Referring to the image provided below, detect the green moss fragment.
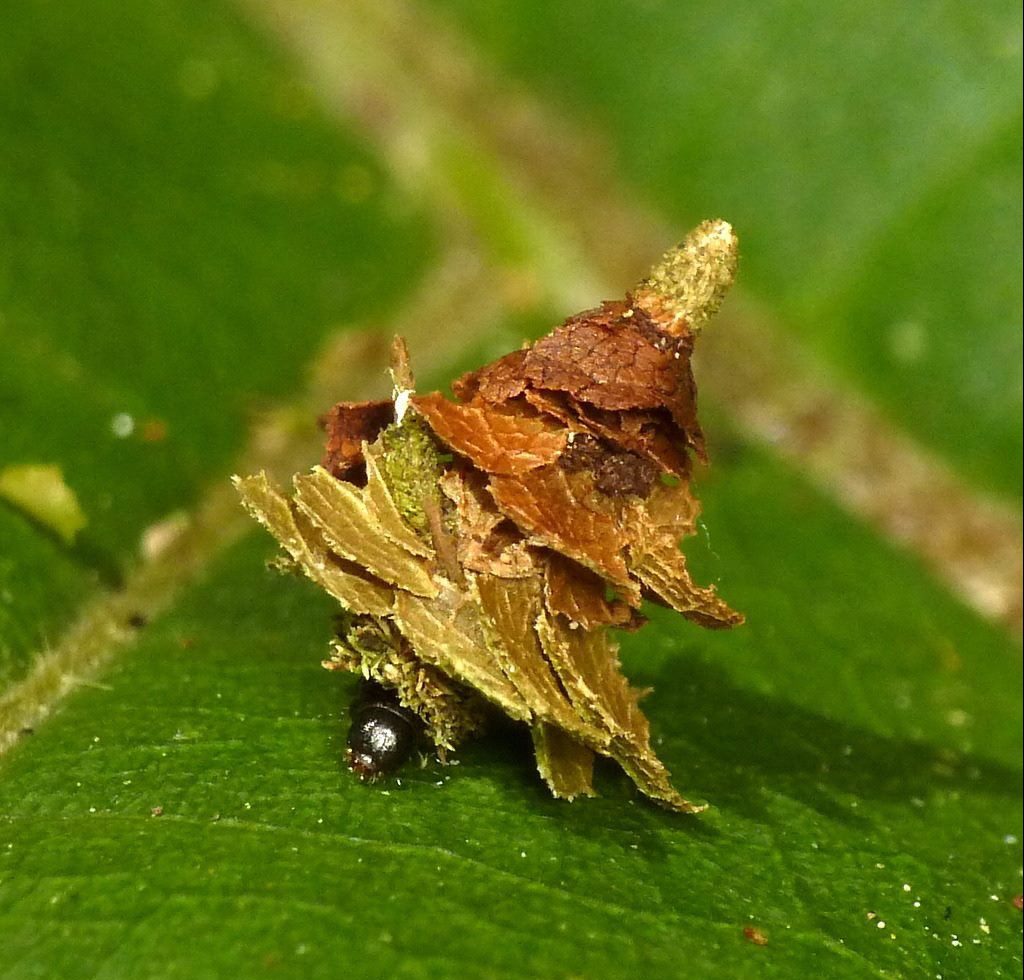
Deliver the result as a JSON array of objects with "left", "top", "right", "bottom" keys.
[
  {"left": 375, "top": 415, "right": 446, "bottom": 539},
  {"left": 328, "top": 612, "right": 486, "bottom": 750}
]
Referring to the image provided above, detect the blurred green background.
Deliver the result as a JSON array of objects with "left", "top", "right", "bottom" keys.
[{"left": 1, "top": 2, "right": 1020, "bottom": 978}]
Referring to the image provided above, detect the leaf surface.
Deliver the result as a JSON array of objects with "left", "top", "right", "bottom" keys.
[{"left": 0, "top": 1, "right": 1020, "bottom": 978}]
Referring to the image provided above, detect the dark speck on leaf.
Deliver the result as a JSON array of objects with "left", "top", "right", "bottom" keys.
[{"left": 743, "top": 925, "right": 769, "bottom": 946}]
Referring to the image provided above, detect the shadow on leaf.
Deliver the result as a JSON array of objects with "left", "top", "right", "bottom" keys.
[{"left": 640, "top": 653, "right": 1022, "bottom": 824}]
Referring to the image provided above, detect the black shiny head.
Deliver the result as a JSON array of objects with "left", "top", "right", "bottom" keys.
[{"left": 346, "top": 681, "right": 420, "bottom": 781}]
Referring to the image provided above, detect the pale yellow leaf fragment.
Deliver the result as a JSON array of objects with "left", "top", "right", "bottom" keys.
[
  {"left": 393, "top": 584, "right": 531, "bottom": 723},
  {"left": 531, "top": 723, "right": 596, "bottom": 800},
  {"left": 0, "top": 463, "right": 86, "bottom": 544},
  {"left": 535, "top": 611, "right": 635, "bottom": 735},
  {"left": 293, "top": 466, "right": 437, "bottom": 597},
  {"left": 233, "top": 472, "right": 392, "bottom": 616},
  {"left": 609, "top": 734, "right": 704, "bottom": 814},
  {"left": 536, "top": 610, "right": 700, "bottom": 813},
  {"left": 472, "top": 573, "right": 584, "bottom": 735}
]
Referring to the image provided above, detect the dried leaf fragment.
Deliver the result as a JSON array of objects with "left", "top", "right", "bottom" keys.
[
  {"left": 292, "top": 466, "right": 436, "bottom": 596},
  {"left": 233, "top": 472, "right": 393, "bottom": 616},
  {"left": 531, "top": 724, "right": 596, "bottom": 800},
  {"left": 535, "top": 610, "right": 700, "bottom": 812},
  {"left": 472, "top": 573, "right": 583, "bottom": 735},
  {"left": 235, "top": 220, "right": 744, "bottom": 813},
  {"left": 625, "top": 482, "right": 744, "bottom": 628},
  {"left": 487, "top": 464, "right": 637, "bottom": 598},
  {"left": 320, "top": 400, "right": 394, "bottom": 478},
  {"left": 394, "top": 586, "right": 531, "bottom": 724},
  {"left": 522, "top": 301, "right": 694, "bottom": 421},
  {"left": 543, "top": 553, "right": 635, "bottom": 630},
  {"left": 439, "top": 467, "right": 535, "bottom": 579},
  {"left": 412, "top": 392, "right": 567, "bottom": 476}
]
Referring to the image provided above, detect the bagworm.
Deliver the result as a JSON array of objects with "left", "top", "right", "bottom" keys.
[{"left": 234, "top": 219, "right": 744, "bottom": 813}]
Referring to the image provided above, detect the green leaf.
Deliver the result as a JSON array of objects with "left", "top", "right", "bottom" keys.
[
  {"left": 1, "top": 1, "right": 1020, "bottom": 978},
  {"left": 2, "top": 451, "right": 1020, "bottom": 978},
  {"left": 0, "top": 0, "right": 431, "bottom": 681}
]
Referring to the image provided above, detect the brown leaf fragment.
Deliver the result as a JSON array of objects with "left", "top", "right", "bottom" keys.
[
  {"left": 535, "top": 610, "right": 700, "bottom": 812},
  {"left": 439, "top": 467, "right": 499, "bottom": 553},
  {"left": 519, "top": 387, "right": 580, "bottom": 427},
  {"left": 320, "top": 400, "right": 394, "bottom": 478},
  {"left": 487, "top": 465, "right": 639, "bottom": 603},
  {"left": 452, "top": 347, "right": 529, "bottom": 403},
  {"left": 531, "top": 724, "right": 596, "bottom": 800},
  {"left": 389, "top": 335, "right": 416, "bottom": 393},
  {"left": 233, "top": 472, "right": 393, "bottom": 616},
  {"left": 524, "top": 388, "right": 695, "bottom": 476},
  {"left": 472, "top": 573, "right": 582, "bottom": 734},
  {"left": 543, "top": 552, "right": 635, "bottom": 630},
  {"left": 412, "top": 392, "right": 567, "bottom": 476},
  {"left": 440, "top": 468, "right": 537, "bottom": 578},
  {"left": 517, "top": 296, "right": 706, "bottom": 449},
  {"left": 393, "top": 585, "right": 532, "bottom": 723},
  {"left": 570, "top": 396, "right": 703, "bottom": 469},
  {"left": 625, "top": 482, "right": 744, "bottom": 629},
  {"left": 292, "top": 466, "right": 438, "bottom": 598},
  {"left": 618, "top": 301, "right": 689, "bottom": 354},
  {"left": 438, "top": 467, "right": 500, "bottom": 528},
  {"left": 522, "top": 302, "right": 681, "bottom": 412}
]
